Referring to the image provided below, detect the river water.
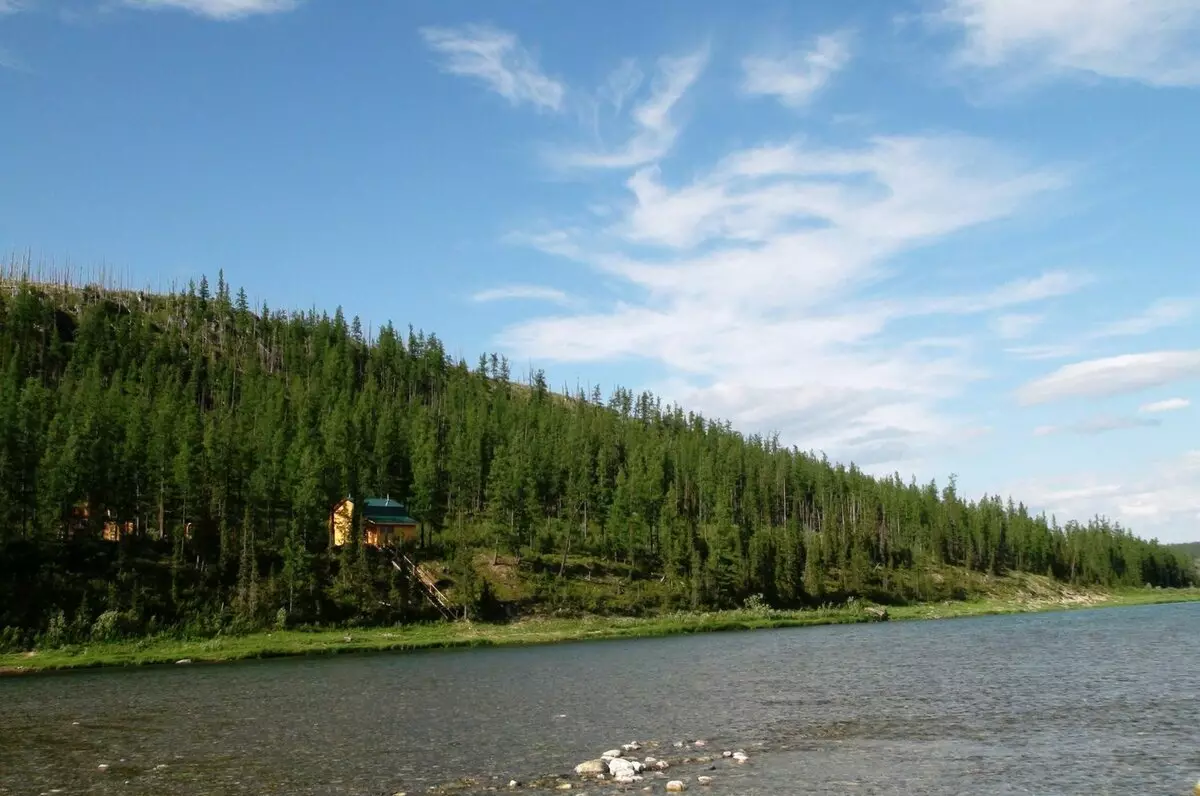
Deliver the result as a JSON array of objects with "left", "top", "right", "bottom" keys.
[{"left": 2, "top": 602, "right": 1198, "bottom": 795}]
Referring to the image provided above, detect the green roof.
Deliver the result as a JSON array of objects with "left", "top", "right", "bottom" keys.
[{"left": 359, "top": 497, "right": 417, "bottom": 525}]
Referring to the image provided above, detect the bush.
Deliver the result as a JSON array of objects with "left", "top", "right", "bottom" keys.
[
  {"left": 40, "top": 610, "right": 68, "bottom": 649},
  {"left": 0, "top": 626, "right": 26, "bottom": 653},
  {"left": 90, "top": 610, "right": 129, "bottom": 642}
]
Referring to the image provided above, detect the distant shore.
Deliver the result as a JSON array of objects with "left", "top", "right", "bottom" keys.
[{"left": 3, "top": 588, "right": 1198, "bottom": 676}]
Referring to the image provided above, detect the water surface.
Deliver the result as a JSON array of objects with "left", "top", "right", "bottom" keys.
[{"left": 2, "top": 602, "right": 1198, "bottom": 795}]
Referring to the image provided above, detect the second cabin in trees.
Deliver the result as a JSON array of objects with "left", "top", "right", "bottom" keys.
[{"left": 330, "top": 496, "right": 419, "bottom": 548}]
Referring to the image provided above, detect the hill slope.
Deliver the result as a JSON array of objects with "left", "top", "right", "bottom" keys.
[{"left": 0, "top": 275, "right": 1194, "bottom": 649}]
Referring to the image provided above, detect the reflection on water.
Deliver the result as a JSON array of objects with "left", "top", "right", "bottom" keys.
[{"left": 1, "top": 602, "right": 1198, "bottom": 795}]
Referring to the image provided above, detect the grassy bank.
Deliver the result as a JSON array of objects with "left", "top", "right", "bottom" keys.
[{"left": 4, "top": 585, "right": 1198, "bottom": 675}]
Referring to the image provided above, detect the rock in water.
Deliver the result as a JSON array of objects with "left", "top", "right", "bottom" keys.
[
  {"left": 666, "top": 781, "right": 686, "bottom": 792},
  {"left": 721, "top": 751, "right": 733, "bottom": 758},
  {"left": 623, "top": 742, "right": 642, "bottom": 752},
  {"left": 693, "top": 740, "right": 707, "bottom": 747},
  {"left": 574, "top": 760, "right": 608, "bottom": 776},
  {"left": 602, "top": 749, "right": 623, "bottom": 759},
  {"left": 732, "top": 751, "right": 749, "bottom": 763},
  {"left": 697, "top": 776, "right": 713, "bottom": 785}
]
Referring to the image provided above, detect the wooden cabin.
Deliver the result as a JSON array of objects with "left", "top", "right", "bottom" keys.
[
  {"left": 68, "top": 503, "right": 135, "bottom": 542},
  {"left": 330, "top": 496, "right": 419, "bottom": 548}
]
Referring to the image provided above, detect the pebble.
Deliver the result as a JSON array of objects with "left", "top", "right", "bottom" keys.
[
  {"left": 97, "top": 764, "right": 108, "bottom": 771},
  {"left": 666, "top": 781, "right": 686, "bottom": 792}
]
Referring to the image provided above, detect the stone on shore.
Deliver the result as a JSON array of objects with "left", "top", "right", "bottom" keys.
[{"left": 574, "top": 759, "right": 608, "bottom": 776}]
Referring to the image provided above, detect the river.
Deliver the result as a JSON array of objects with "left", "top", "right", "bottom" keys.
[{"left": 2, "top": 602, "right": 1198, "bottom": 795}]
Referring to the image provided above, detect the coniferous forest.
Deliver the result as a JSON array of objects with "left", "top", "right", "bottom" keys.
[{"left": 0, "top": 273, "right": 1194, "bottom": 650}]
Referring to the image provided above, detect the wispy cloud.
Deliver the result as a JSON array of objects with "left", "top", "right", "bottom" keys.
[
  {"left": 1092, "top": 297, "right": 1197, "bottom": 338},
  {"left": 470, "top": 285, "right": 574, "bottom": 306},
  {"left": 1006, "top": 296, "right": 1197, "bottom": 361},
  {"left": 742, "top": 30, "right": 853, "bottom": 108},
  {"left": 991, "top": 312, "right": 1044, "bottom": 340},
  {"left": 936, "top": 0, "right": 1200, "bottom": 88},
  {"left": 1017, "top": 350, "right": 1200, "bottom": 405},
  {"left": 0, "top": 0, "right": 25, "bottom": 16},
  {"left": 499, "top": 131, "right": 1066, "bottom": 467},
  {"left": 421, "top": 24, "right": 565, "bottom": 113},
  {"left": 1140, "top": 397, "right": 1191, "bottom": 414},
  {"left": 552, "top": 48, "right": 708, "bottom": 169},
  {"left": 1034, "top": 413, "right": 1162, "bottom": 436},
  {"left": 121, "top": 0, "right": 298, "bottom": 19},
  {"left": 1011, "top": 450, "right": 1200, "bottom": 543}
]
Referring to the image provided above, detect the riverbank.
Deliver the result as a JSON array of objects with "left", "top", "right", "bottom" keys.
[{"left": 3, "top": 586, "right": 1198, "bottom": 675}]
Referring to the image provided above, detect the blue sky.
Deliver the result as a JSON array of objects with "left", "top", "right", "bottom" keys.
[{"left": 2, "top": 0, "right": 1199, "bottom": 542}]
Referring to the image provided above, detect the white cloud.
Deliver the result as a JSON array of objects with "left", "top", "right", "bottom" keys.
[
  {"left": 1006, "top": 343, "right": 1081, "bottom": 360},
  {"left": 553, "top": 48, "right": 707, "bottom": 169},
  {"left": 742, "top": 30, "right": 853, "bottom": 107},
  {"left": 470, "top": 285, "right": 574, "bottom": 306},
  {"left": 499, "top": 132, "right": 1067, "bottom": 466},
  {"left": 420, "top": 24, "right": 565, "bottom": 112},
  {"left": 121, "top": 0, "right": 297, "bottom": 19},
  {"left": 1033, "top": 413, "right": 1161, "bottom": 436},
  {"left": 937, "top": 0, "right": 1200, "bottom": 87},
  {"left": 991, "top": 312, "right": 1044, "bottom": 339},
  {"left": 1013, "top": 450, "right": 1200, "bottom": 544},
  {"left": 1091, "top": 297, "right": 1197, "bottom": 338},
  {"left": 1140, "top": 397, "right": 1191, "bottom": 414},
  {"left": 0, "top": 1, "right": 25, "bottom": 16},
  {"left": 1017, "top": 350, "right": 1200, "bottom": 405},
  {"left": 1005, "top": 296, "right": 1196, "bottom": 361}
]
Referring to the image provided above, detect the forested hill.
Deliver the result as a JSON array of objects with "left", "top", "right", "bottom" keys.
[
  {"left": 0, "top": 275, "right": 1194, "bottom": 648},
  {"left": 1169, "top": 543, "right": 1200, "bottom": 566}
]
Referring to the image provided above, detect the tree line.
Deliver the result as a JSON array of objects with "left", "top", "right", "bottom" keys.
[{"left": 0, "top": 275, "right": 1193, "bottom": 649}]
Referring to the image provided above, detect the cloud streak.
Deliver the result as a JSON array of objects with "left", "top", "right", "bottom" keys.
[
  {"left": 470, "top": 285, "right": 574, "bottom": 306},
  {"left": 937, "top": 0, "right": 1200, "bottom": 88},
  {"left": 121, "top": 0, "right": 298, "bottom": 19},
  {"left": 421, "top": 24, "right": 566, "bottom": 112},
  {"left": 742, "top": 30, "right": 853, "bottom": 107},
  {"left": 552, "top": 49, "right": 708, "bottom": 169},
  {"left": 1034, "top": 414, "right": 1162, "bottom": 436},
  {"left": 1140, "top": 397, "right": 1191, "bottom": 414},
  {"left": 1017, "top": 350, "right": 1200, "bottom": 405}
]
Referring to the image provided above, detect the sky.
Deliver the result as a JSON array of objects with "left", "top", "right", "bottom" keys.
[{"left": 2, "top": 0, "right": 1199, "bottom": 543}]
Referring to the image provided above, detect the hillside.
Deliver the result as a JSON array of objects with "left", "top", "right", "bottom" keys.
[
  {"left": 1168, "top": 543, "right": 1200, "bottom": 573},
  {"left": 0, "top": 274, "right": 1194, "bottom": 651}
]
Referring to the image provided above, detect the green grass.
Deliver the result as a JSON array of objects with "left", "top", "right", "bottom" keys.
[{"left": 4, "top": 583, "right": 1199, "bottom": 675}]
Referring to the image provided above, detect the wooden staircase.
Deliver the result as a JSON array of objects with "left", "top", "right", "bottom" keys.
[{"left": 392, "top": 553, "right": 458, "bottom": 620}]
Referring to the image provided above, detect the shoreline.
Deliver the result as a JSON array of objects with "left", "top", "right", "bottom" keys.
[{"left": 3, "top": 588, "right": 1198, "bottom": 676}]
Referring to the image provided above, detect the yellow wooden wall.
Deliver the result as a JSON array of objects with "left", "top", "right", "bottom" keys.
[{"left": 331, "top": 499, "right": 354, "bottom": 546}]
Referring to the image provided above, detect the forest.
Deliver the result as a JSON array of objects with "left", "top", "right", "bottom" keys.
[{"left": 0, "top": 273, "right": 1194, "bottom": 650}]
